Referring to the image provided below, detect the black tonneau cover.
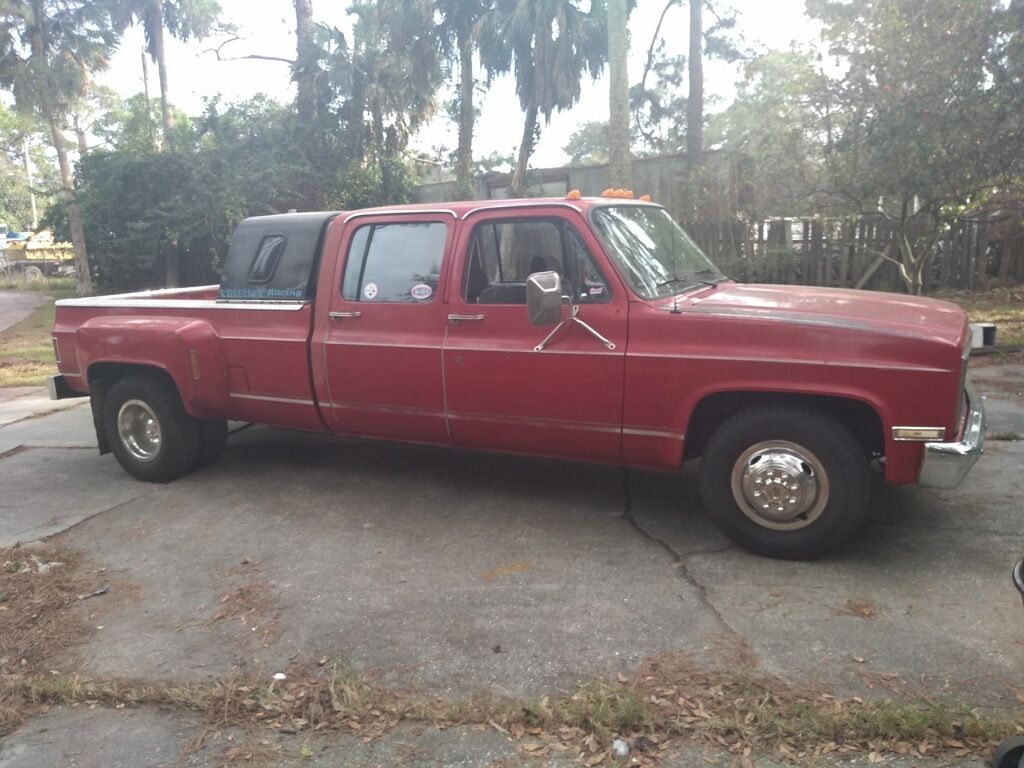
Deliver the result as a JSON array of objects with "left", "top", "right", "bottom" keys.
[{"left": 218, "top": 211, "right": 339, "bottom": 301}]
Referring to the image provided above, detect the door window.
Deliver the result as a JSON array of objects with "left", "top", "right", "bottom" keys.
[
  {"left": 462, "top": 219, "right": 611, "bottom": 305},
  {"left": 342, "top": 221, "right": 447, "bottom": 302}
]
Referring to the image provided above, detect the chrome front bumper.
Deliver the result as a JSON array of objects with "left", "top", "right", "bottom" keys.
[{"left": 918, "top": 380, "right": 985, "bottom": 489}]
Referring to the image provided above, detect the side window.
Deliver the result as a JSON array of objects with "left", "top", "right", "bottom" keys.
[
  {"left": 342, "top": 222, "right": 446, "bottom": 303},
  {"left": 463, "top": 219, "right": 610, "bottom": 305}
]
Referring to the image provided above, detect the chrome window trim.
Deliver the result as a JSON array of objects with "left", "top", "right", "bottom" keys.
[
  {"left": 462, "top": 201, "right": 583, "bottom": 218},
  {"left": 55, "top": 298, "right": 309, "bottom": 311},
  {"left": 343, "top": 208, "right": 457, "bottom": 223}
]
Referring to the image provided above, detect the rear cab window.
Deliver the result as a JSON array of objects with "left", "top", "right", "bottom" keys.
[
  {"left": 342, "top": 221, "right": 447, "bottom": 303},
  {"left": 462, "top": 218, "right": 611, "bottom": 305}
]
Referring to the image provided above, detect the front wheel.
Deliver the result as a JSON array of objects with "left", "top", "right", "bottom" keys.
[
  {"left": 102, "top": 374, "right": 201, "bottom": 482},
  {"left": 698, "top": 406, "right": 870, "bottom": 560}
]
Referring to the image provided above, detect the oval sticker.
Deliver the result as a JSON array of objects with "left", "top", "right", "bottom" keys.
[
  {"left": 410, "top": 283, "right": 433, "bottom": 301},
  {"left": 363, "top": 282, "right": 378, "bottom": 300}
]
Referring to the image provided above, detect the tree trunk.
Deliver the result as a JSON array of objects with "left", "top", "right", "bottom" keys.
[
  {"left": 150, "top": 0, "right": 174, "bottom": 148},
  {"left": 293, "top": 0, "right": 316, "bottom": 123},
  {"left": 607, "top": 0, "right": 631, "bottom": 188},
  {"left": 454, "top": 25, "right": 475, "bottom": 200},
  {"left": 72, "top": 114, "right": 88, "bottom": 155},
  {"left": 687, "top": 0, "right": 703, "bottom": 170},
  {"left": 48, "top": 114, "right": 92, "bottom": 296},
  {"left": 29, "top": 0, "right": 90, "bottom": 295},
  {"left": 511, "top": 102, "right": 538, "bottom": 197}
]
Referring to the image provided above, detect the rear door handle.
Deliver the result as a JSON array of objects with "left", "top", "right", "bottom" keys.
[
  {"left": 448, "top": 313, "right": 485, "bottom": 324},
  {"left": 329, "top": 311, "right": 362, "bottom": 320}
]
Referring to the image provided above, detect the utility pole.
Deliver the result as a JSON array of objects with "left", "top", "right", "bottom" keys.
[{"left": 23, "top": 138, "right": 38, "bottom": 230}]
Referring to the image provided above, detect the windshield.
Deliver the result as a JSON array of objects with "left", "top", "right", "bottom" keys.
[{"left": 591, "top": 205, "right": 725, "bottom": 300}]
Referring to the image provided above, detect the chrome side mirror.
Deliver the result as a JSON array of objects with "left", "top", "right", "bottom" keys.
[{"left": 526, "top": 270, "right": 563, "bottom": 326}]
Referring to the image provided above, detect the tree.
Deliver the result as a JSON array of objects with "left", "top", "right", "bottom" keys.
[
  {"left": 1, "top": 0, "right": 118, "bottom": 295},
  {"left": 477, "top": 0, "right": 606, "bottom": 195},
  {"left": 348, "top": 1, "right": 441, "bottom": 165},
  {"left": 112, "top": 0, "right": 221, "bottom": 148},
  {"left": 631, "top": 0, "right": 742, "bottom": 158},
  {"left": 437, "top": 0, "right": 490, "bottom": 199},
  {"left": 564, "top": 120, "right": 608, "bottom": 165},
  {"left": 706, "top": 50, "right": 832, "bottom": 218},
  {"left": 606, "top": 0, "right": 630, "bottom": 186},
  {"left": 293, "top": 0, "right": 317, "bottom": 124},
  {"left": 686, "top": 0, "right": 701, "bottom": 168},
  {"left": 808, "top": 0, "right": 1020, "bottom": 293},
  {"left": 0, "top": 104, "right": 55, "bottom": 229}
]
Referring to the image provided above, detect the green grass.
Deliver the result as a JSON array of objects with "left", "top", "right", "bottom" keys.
[
  {"left": 0, "top": 276, "right": 76, "bottom": 293},
  {"left": 0, "top": 289, "right": 75, "bottom": 387}
]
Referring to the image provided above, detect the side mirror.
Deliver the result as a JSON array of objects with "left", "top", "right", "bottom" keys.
[{"left": 526, "top": 270, "right": 563, "bottom": 326}]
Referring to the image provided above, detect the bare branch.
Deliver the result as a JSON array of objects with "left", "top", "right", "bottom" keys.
[{"left": 203, "top": 36, "right": 294, "bottom": 65}]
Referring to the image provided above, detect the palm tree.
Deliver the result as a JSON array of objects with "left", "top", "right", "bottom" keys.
[
  {"left": 606, "top": 0, "right": 630, "bottom": 186},
  {"left": 437, "top": 0, "right": 490, "bottom": 199},
  {"left": 112, "top": 0, "right": 221, "bottom": 148},
  {"left": 477, "top": 0, "right": 606, "bottom": 195},
  {"left": 1, "top": 0, "right": 118, "bottom": 295},
  {"left": 348, "top": 0, "right": 441, "bottom": 160}
]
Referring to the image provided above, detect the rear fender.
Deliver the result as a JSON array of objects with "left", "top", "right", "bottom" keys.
[{"left": 76, "top": 316, "right": 229, "bottom": 419}]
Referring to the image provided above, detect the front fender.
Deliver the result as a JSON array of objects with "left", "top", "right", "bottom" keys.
[{"left": 76, "top": 315, "right": 229, "bottom": 418}]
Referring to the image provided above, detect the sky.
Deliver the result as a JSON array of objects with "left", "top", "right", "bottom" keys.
[{"left": 96, "top": 0, "right": 821, "bottom": 169}]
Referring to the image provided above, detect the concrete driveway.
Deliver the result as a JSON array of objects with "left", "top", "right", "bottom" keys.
[
  {"left": 0, "top": 290, "right": 45, "bottom": 333},
  {"left": 1, "top": 362, "right": 1022, "bottom": 767}
]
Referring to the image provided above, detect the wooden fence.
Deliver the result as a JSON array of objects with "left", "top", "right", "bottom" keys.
[{"left": 683, "top": 216, "right": 1024, "bottom": 293}]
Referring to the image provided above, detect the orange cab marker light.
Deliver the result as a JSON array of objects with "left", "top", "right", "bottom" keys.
[
  {"left": 566, "top": 189, "right": 582, "bottom": 200},
  {"left": 639, "top": 194, "right": 652, "bottom": 202},
  {"left": 601, "top": 188, "right": 615, "bottom": 197},
  {"left": 614, "top": 188, "right": 626, "bottom": 198},
  {"left": 626, "top": 190, "right": 634, "bottom": 199}
]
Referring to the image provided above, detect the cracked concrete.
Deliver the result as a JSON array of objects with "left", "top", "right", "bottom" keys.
[
  {"left": 0, "top": 360, "right": 1022, "bottom": 765},
  {"left": 620, "top": 469, "right": 747, "bottom": 647}
]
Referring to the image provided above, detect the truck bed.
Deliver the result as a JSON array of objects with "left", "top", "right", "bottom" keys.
[{"left": 53, "top": 285, "right": 327, "bottom": 432}]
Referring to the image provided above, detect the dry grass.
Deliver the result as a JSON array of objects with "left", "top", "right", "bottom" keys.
[{"left": 2, "top": 657, "right": 1021, "bottom": 764}]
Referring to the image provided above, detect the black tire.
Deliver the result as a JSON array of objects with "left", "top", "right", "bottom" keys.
[
  {"left": 193, "top": 418, "right": 228, "bottom": 470},
  {"left": 993, "top": 736, "right": 1024, "bottom": 768},
  {"left": 698, "top": 405, "right": 870, "bottom": 560},
  {"left": 102, "top": 374, "right": 201, "bottom": 483}
]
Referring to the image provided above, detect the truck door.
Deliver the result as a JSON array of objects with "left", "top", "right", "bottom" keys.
[
  {"left": 316, "top": 213, "right": 454, "bottom": 444},
  {"left": 442, "top": 210, "right": 627, "bottom": 462}
]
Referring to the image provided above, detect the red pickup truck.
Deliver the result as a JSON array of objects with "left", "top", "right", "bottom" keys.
[{"left": 49, "top": 197, "right": 984, "bottom": 559}]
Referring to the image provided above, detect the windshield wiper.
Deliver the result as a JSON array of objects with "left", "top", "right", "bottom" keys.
[{"left": 656, "top": 274, "right": 722, "bottom": 291}]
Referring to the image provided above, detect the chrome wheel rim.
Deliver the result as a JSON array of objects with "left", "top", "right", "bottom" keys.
[
  {"left": 117, "top": 399, "right": 162, "bottom": 462},
  {"left": 730, "top": 440, "right": 829, "bottom": 531}
]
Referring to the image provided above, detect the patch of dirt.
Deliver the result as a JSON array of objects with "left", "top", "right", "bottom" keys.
[{"left": 179, "top": 559, "right": 282, "bottom": 653}]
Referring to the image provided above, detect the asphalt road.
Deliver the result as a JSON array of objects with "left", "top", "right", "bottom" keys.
[
  {"left": 1, "top": 362, "right": 1022, "bottom": 767},
  {"left": 0, "top": 290, "right": 45, "bottom": 333}
]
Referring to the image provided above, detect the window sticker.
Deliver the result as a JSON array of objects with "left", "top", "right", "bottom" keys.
[
  {"left": 410, "top": 283, "right": 433, "bottom": 300},
  {"left": 363, "top": 282, "right": 379, "bottom": 300}
]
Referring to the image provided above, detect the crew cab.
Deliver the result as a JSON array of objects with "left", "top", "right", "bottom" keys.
[{"left": 49, "top": 197, "right": 985, "bottom": 559}]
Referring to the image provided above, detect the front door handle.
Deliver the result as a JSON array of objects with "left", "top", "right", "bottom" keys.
[
  {"left": 448, "top": 313, "right": 485, "bottom": 324},
  {"left": 329, "top": 311, "right": 362, "bottom": 320}
]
